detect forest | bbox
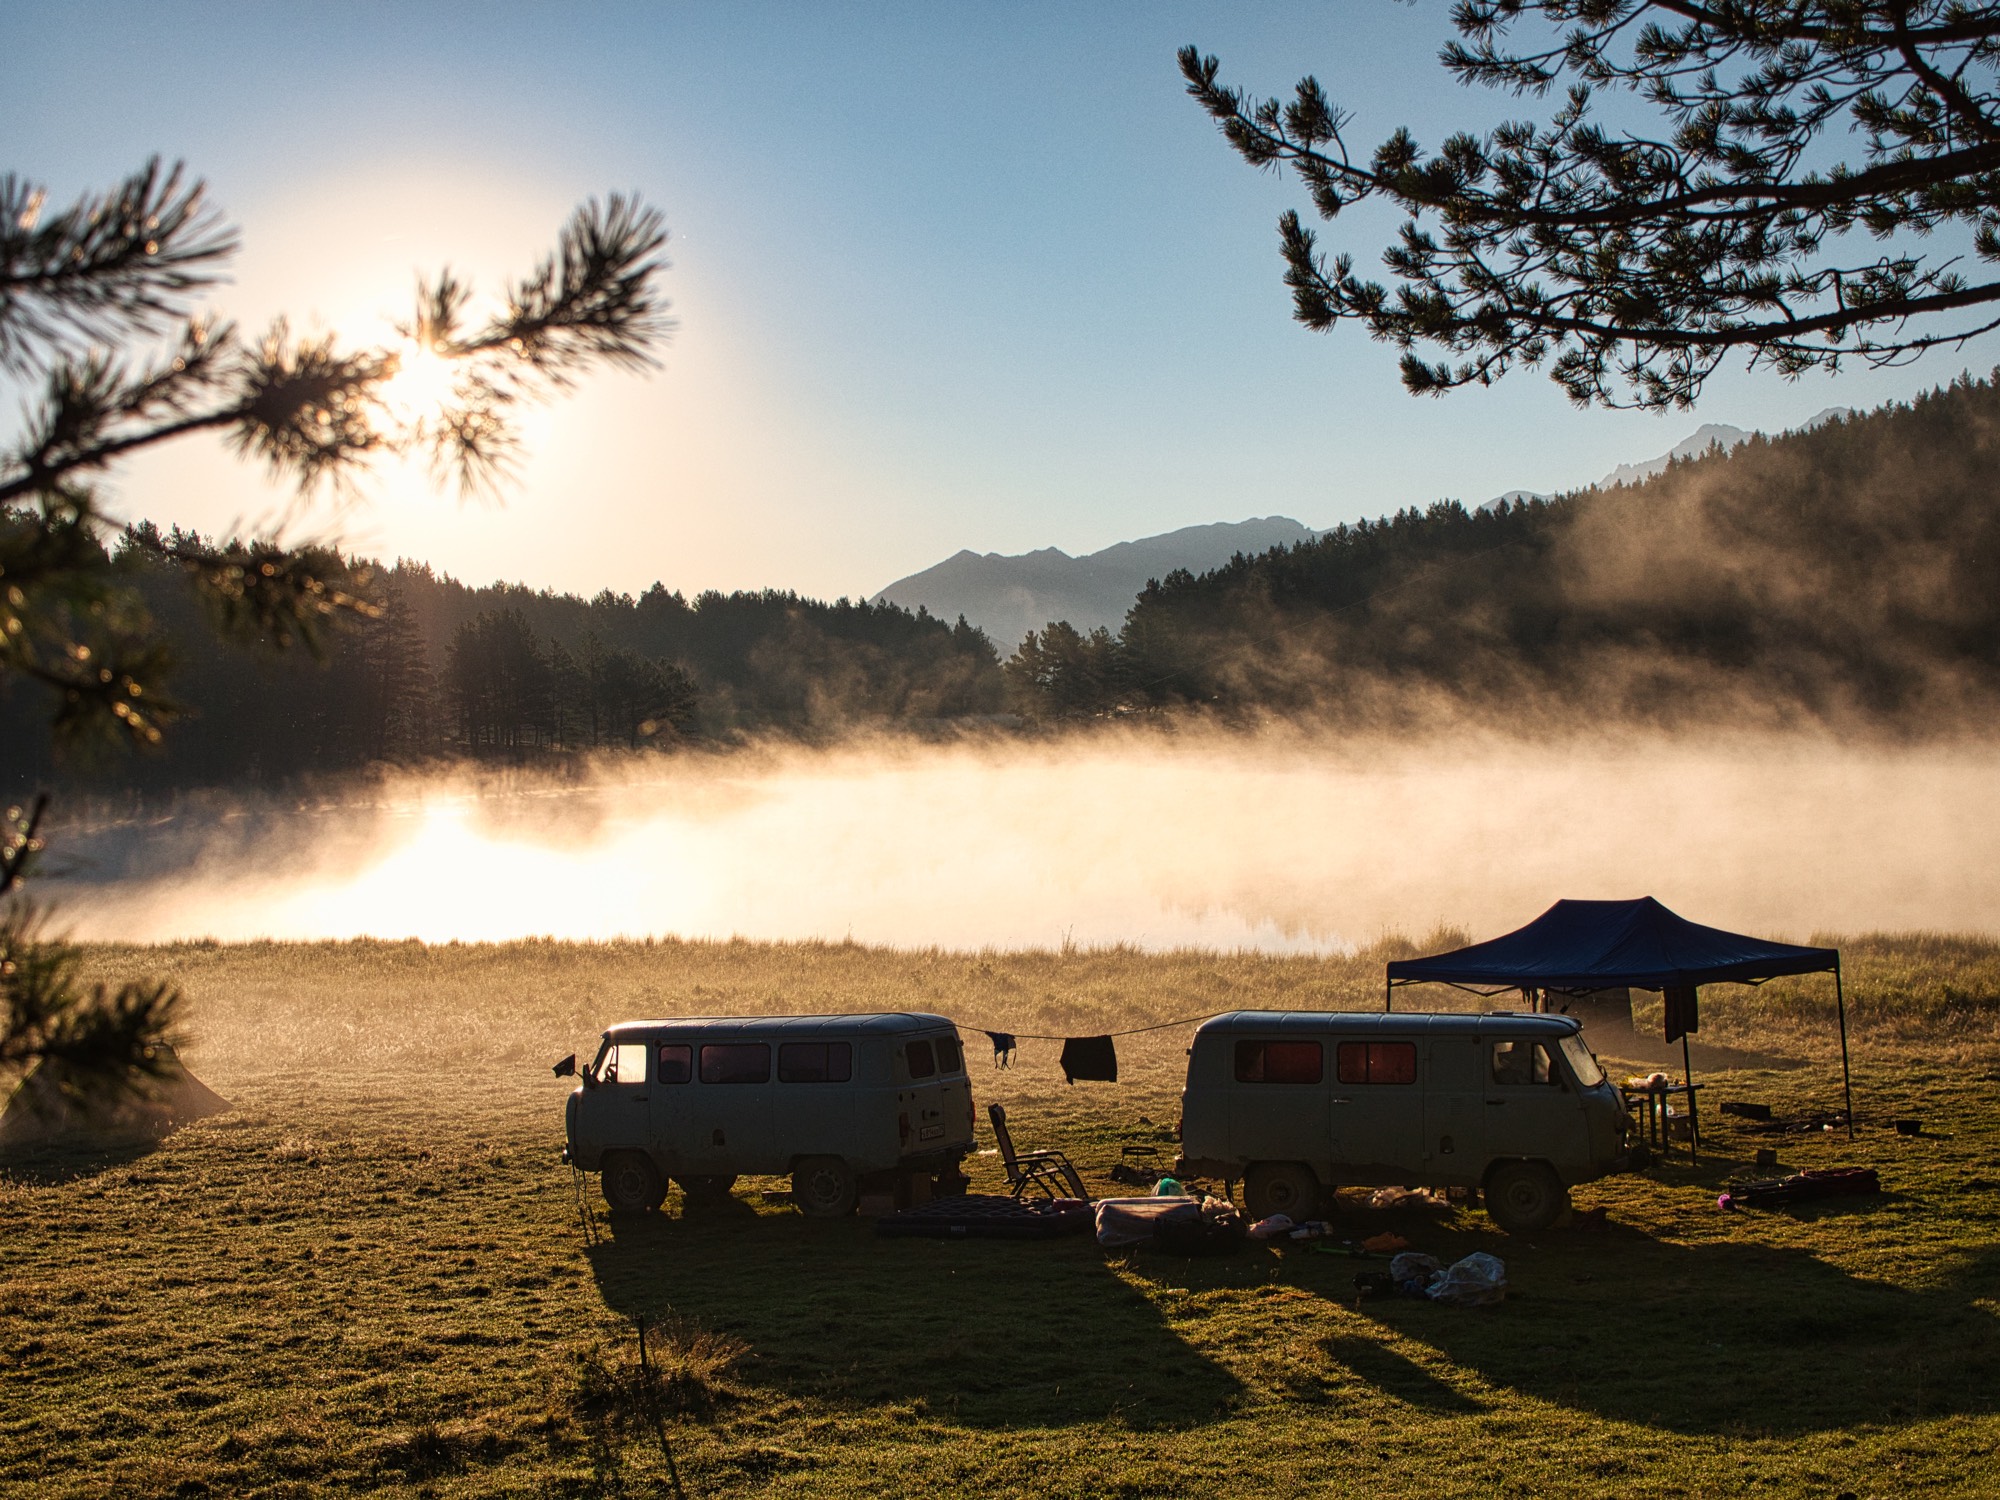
[0,546,1004,798]
[1006,371,2000,731]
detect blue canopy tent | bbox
[1385,897,1851,1139]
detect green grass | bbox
[3,937,1999,1497]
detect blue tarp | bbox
[1385,897,1838,992]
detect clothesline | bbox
[965,1011,1220,1082]
[963,1010,1218,1043]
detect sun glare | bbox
[380,339,459,426]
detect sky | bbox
[8,1,1998,603]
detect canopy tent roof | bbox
[1385,897,1838,992]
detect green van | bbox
[1174,1011,1642,1231]
[565,1013,976,1217]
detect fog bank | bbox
[45,732,2000,950]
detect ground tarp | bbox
[1385,896,1838,993]
[0,1044,230,1154]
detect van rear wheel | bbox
[792,1156,858,1218]
[1244,1162,1320,1222]
[1485,1161,1568,1232]
[601,1152,667,1213]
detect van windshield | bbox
[1559,1034,1605,1087]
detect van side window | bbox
[933,1037,963,1074]
[905,1040,937,1079]
[1336,1041,1417,1085]
[778,1042,852,1083]
[700,1043,771,1084]
[1234,1040,1323,1083]
[603,1043,649,1085]
[1490,1040,1555,1086]
[655,1044,692,1084]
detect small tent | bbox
[1385,897,1850,1135]
[0,1044,230,1154]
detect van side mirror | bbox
[552,1053,577,1078]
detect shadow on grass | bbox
[584,1208,1244,1430]
[1283,1226,2000,1436]
[0,1137,158,1185]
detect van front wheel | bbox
[601,1152,667,1213]
[1244,1162,1320,1222]
[1485,1161,1568,1232]
[792,1156,859,1218]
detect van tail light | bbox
[898,1111,911,1146]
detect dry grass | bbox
[1,936,1997,1497]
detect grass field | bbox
[4,937,1999,1498]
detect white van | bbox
[1175,1011,1641,1231]
[565,1013,976,1216]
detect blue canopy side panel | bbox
[1384,897,1838,991]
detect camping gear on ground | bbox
[1176,1011,1635,1233]
[1247,1213,1294,1241]
[1367,1186,1443,1210]
[1360,1232,1410,1253]
[1721,1101,1773,1121]
[1095,1195,1200,1247]
[1384,896,1854,1140]
[1095,1195,1243,1253]
[1359,1251,1509,1304]
[1152,1175,1184,1196]
[1894,1118,1922,1136]
[0,1044,229,1153]
[1427,1251,1508,1306]
[564,1013,974,1217]
[1152,1197,1247,1255]
[876,1193,1090,1240]
[1059,1035,1119,1084]
[1286,1220,1331,1241]
[1718,1166,1881,1211]
[987,1103,1088,1200]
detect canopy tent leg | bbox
[1681,1032,1700,1165]
[1835,963,1854,1139]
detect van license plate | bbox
[919,1125,944,1141]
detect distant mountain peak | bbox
[873,516,1316,649]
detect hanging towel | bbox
[1663,985,1700,1043]
[1059,1035,1118,1084]
[985,1031,1016,1068]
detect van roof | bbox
[1195,1010,1582,1038]
[604,1012,958,1040]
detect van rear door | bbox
[896,1034,952,1157]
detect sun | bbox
[379,338,459,427]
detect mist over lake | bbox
[47,730,2000,950]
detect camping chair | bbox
[987,1103,1088,1201]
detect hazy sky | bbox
[9,2,1997,601]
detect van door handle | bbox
[1330,1098,1352,1105]
[1485,1099,1506,1106]
[633,1095,649,1102]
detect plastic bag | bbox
[1426,1251,1507,1307]
[1247,1213,1295,1241]
[1387,1251,1442,1293]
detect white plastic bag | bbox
[1426,1251,1507,1307]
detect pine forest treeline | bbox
[0,549,1003,798]
[1004,370,2000,732]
